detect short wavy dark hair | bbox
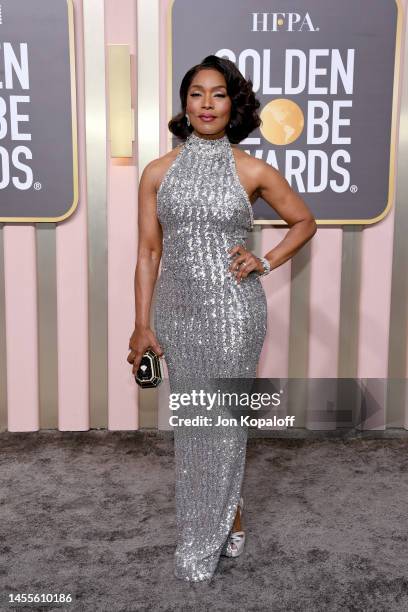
[168,55,262,144]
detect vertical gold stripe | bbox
[37,223,59,429]
[337,227,363,427]
[137,0,160,428]
[338,227,363,378]
[83,0,108,428]
[0,224,7,431]
[249,226,262,265]
[387,7,408,427]
[107,45,133,157]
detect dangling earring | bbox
[185,114,191,127]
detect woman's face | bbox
[185,68,232,139]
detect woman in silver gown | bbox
[128,55,317,582]
[154,129,266,582]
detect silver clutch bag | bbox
[134,348,163,388]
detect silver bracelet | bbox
[257,256,271,276]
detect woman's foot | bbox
[221,497,245,557]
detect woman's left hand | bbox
[227,244,263,283]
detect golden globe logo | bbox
[251,12,318,32]
[260,100,305,146]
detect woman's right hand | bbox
[127,324,164,375]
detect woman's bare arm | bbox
[253,160,317,270]
[127,161,164,372]
[229,150,317,281]
[134,161,163,329]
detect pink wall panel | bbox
[4,227,39,431]
[258,228,292,378]
[57,0,90,431]
[105,0,139,430]
[308,230,343,377]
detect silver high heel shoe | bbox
[221,496,245,558]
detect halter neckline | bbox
[185,131,230,153]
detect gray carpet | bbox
[1,430,408,611]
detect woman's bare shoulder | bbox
[231,143,263,170]
[143,144,185,192]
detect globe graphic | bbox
[260,99,304,145]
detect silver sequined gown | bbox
[154,131,267,582]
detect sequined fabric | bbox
[154,131,267,581]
